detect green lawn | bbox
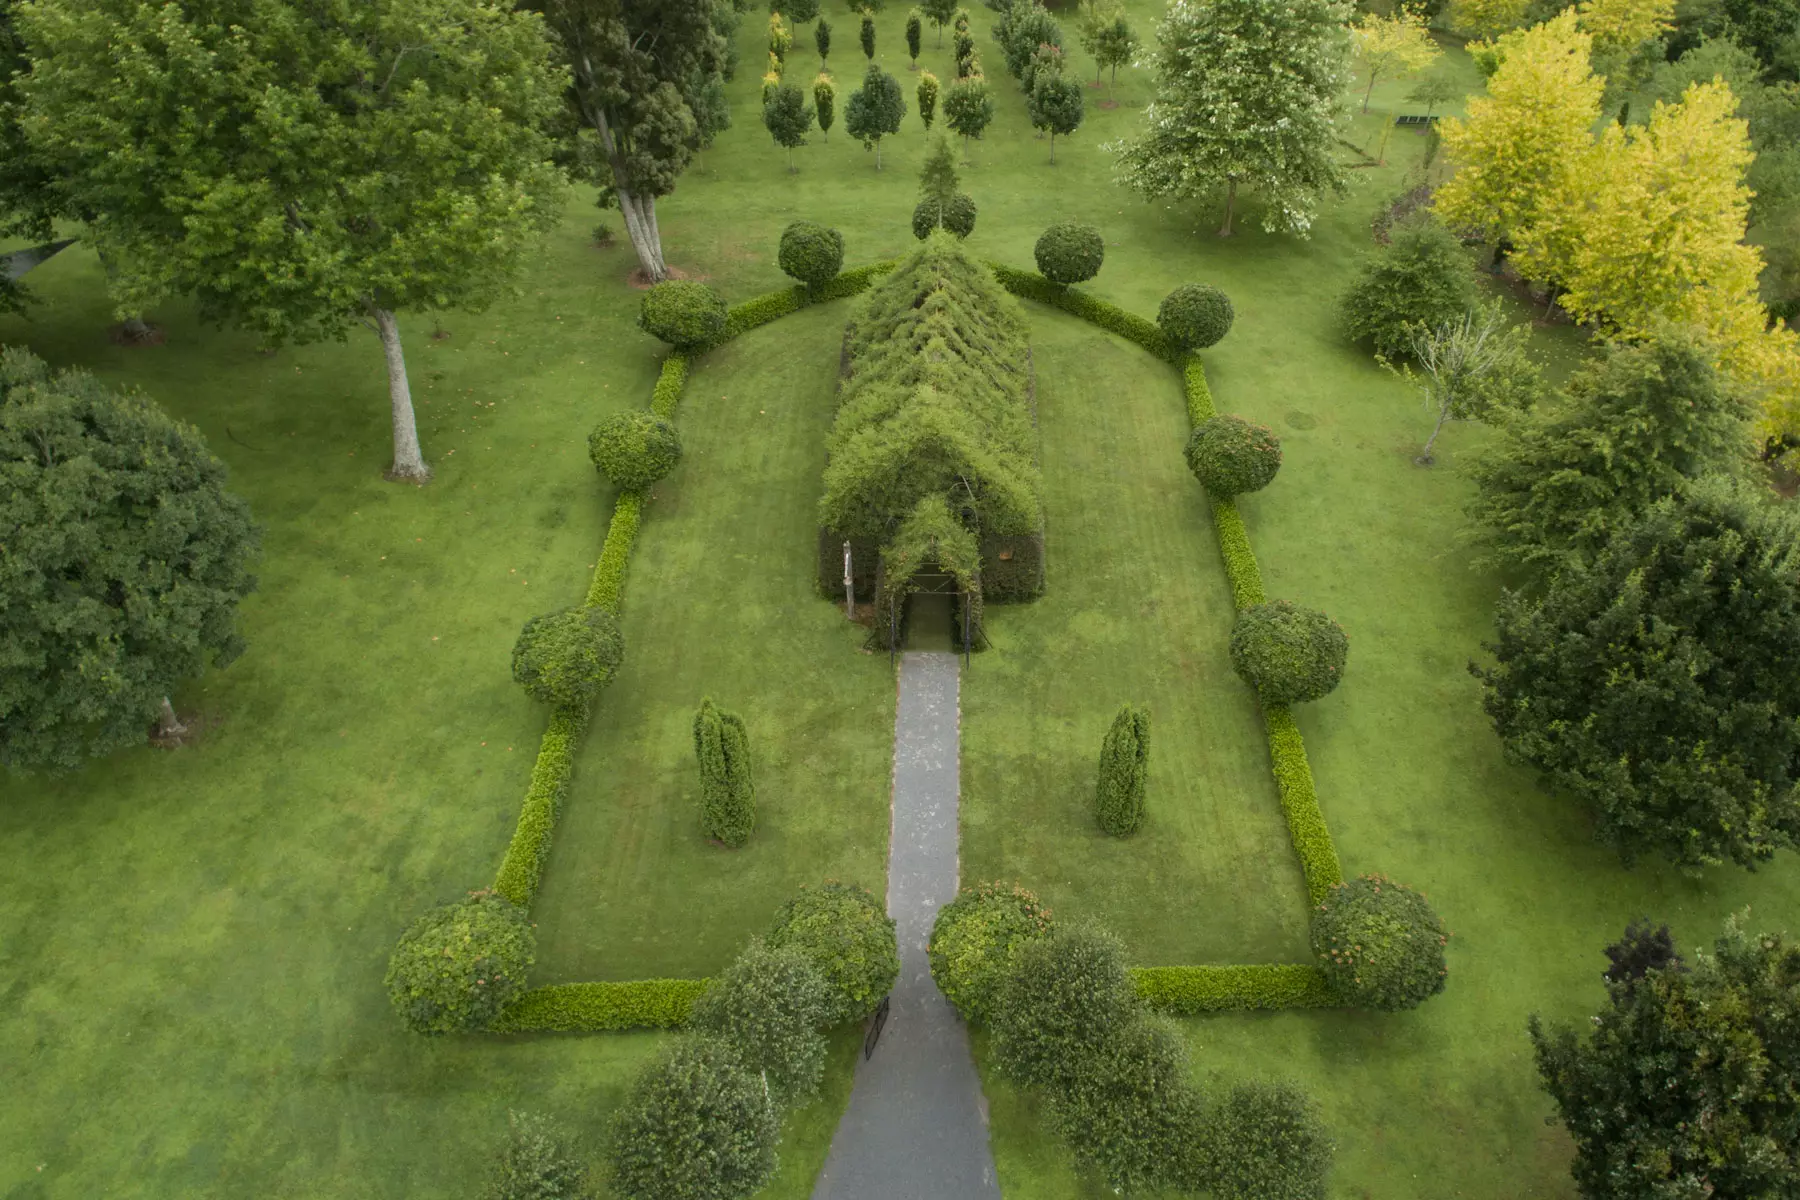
[4,3,1799,1198]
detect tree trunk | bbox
[1219,179,1237,237]
[1049,131,1056,164]
[370,305,431,483]
[157,696,187,737]
[875,137,883,170]
[95,245,156,342]
[1418,403,1451,464]
[1363,72,1378,113]
[594,108,669,282]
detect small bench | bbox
[1394,114,1441,127]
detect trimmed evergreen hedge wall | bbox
[1132,964,1335,1012]
[492,979,710,1032]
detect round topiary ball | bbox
[928,882,1055,1024]
[588,411,682,492]
[1033,221,1105,286]
[1310,874,1448,1011]
[911,198,940,242]
[512,605,624,708]
[638,280,727,349]
[778,220,845,290]
[941,192,977,239]
[1229,600,1348,705]
[384,890,535,1034]
[1184,414,1282,498]
[1158,283,1235,351]
[765,881,899,1025]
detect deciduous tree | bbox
[1350,6,1442,113]
[1396,299,1540,463]
[1029,66,1085,162]
[607,1037,779,1200]
[923,0,958,45]
[762,81,815,170]
[1447,0,1530,39]
[845,63,906,168]
[944,73,995,158]
[918,69,940,130]
[1090,16,1140,97]
[814,73,837,138]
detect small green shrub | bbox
[928,881,1055,1023]
[1229,601,1348,706]
[587,411,682,492]
[1095,704,1149,835]
[386,890,536,1034]
[777,221,846,289]
[1310,874,1449,1011]
[607,1036,779,1200]
[990,924,1138,1091]
[765,881,899,1024]
[1197,1080,1334,1200]
[1033,221,1105,285]
[511,606,624,708]
[912,193,977,239]
[694,697,755,847]
[690,941,831,1107]
[1158,283,1234,351]
[1185,414,1282,498]
[1341,213,1476,359]
[485,1110,592,1200]
[638,280,728,349]
[492,979,708,1032]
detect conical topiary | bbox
[694,697,755,847]
[1095,704,1149,835]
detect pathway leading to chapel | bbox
[810,650,1001,1200]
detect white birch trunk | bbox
[157,696,187,737]
[371,306,430,483]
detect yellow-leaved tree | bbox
[1349,6,1442,113]
[1447,0,1531,40]
[1574,0,1674,58]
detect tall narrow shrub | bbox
[906,9,923,65]
[918,69,940,130]
[814,74,837,139]
[861,11,876,59]
[816,16,832,67]
[695,697,755,847]
[1095,704,1149,835]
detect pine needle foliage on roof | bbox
[820,233,1040,542]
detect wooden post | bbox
[843,541,855,619]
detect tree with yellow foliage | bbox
[1574,0,1674,58]
[1350,7,1442,113]
[1447,0,1530,40]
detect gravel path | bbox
[810,651,1001,1200]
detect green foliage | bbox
[1029,70,1085,160]
[1397,298,1542,464]
[924,0,960,39]
[493,707,587,906]
[1095,704,1150,835]
[1530,916,1800,1200]
[491,979,708,1032]
[1475,478,1800,869]
[995,2,1064,83]
[584,490,645,611]
[1310,874,1448,1011]
[1158,283,1236,350]
[1131,963,1336,1012]
[860,10,876,59]
[911,192,978,239]
[639,280,729,349]
[906,9,923,61]
[1211,498,1268,610]
[815,15,832,62]
[1089,15,1140,88]
[917,69,940,130]
[1185,414,1282,498]
[942,73,996,143]
[928,881,1055,1022]
[724,260,900,339]
[606,1036,779,1200]
[1230,600,1349,705]
[990,924,1138,1090]
[588,411,683,491]
[778,220,845,288]
[761,81,814,165]
[1046,1015,1202,1194]
[1468,329,1753,579]
[1266,705,1344,905]
[650,353,691,420]
[779,0,820,19]
[385,891,536,1034]
[845,62,906,166]
[919,135,960,202]
[1033,222,1104,285]
[690,941,831,1107]
[0,348,260,771]
[1200,1079,1336,1200]
[819,236,1038,543]
[511,606,625,708]
[694,697,755,848]
[987,261,1172,357]
[485,1111,592,1200]
[1340,215,1478,359]
[813,72,837,137]
[765,881,899,1024]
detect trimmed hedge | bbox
[1131,963,1335,1013]
[1266,705,1344,905]
[651,353,689,420]
[722,261,901,341]
[585,492,643,613]
[493,706,585,906]
[492,979,710,1032]
[1181,355,1215,423]
[1210,500,1267,611]
[588,411,682,491]
[988,263,1174,360]
[639,280,728,349]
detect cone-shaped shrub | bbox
[1095,704,1149,835]
[694,697,755,847]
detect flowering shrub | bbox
[1310,874,1448,1010]
[928,882,1054,1022]
[385,890,535,1033]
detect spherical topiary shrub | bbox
[765,881,899,1025]
[1229,600,1348,706]
[638,280,727,349]
[588,411,682,492]
[990,923,1139,1091]
[778,220,845,290]
[511,605,624,707]
[1033,221,1105,286]
[1183,414,1282,498]
[1158,283,1235,351]
[385,890,535,1034]
[913,194,978,240]
[1310,873,1448,1011]
[928,882,1055,1023]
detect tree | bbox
[512,606,626,707]
[861,10,877,60]
[385,891,535,1034]
[694,697,755,847]
[781,0,820,19]
[1230,601,1349,705]
[1716,0,1800,75]
[17,0,566,484]
[607,1036,780,1200]
[1114,0,1351,236]
[1076,0,1126,81]
[918,69,940,131]
[928,881,1055,1023]
[1350,6,1442,113]
[1476,477,1800,869]
[1046,1016,1203,1194]
[1577,0,1676,59]
[689,941,832,1107]
[1603,918,1684,987]
[768,10,793,61]
[1406,68,1462,117]
[764,881,899,1024]
[1447,0,1530,39]
[537,0,729,284]
[1309,874,1449,1010]
[1199,1081,1336,1200]
[1029,68,1085,162]
[943,73,996,157]
[991,924,1139,1091]
[1091,17,1140,97]
[486,1111,592,1200]
[906,8,923,65]
[1340,213,1478,359]
[762,82,814,170]
[923,0,958,45]
[845,63,906,168]
[995,2,1063,83]
[0,348,259,770]
[1395,300,1540,464]
[816,15,832,66]
[1185,414,1283,496]
[814,73,837,138]
[1467,329,1754,577]
[919,135,960,202]
[1095,704,1149,835]
[1530,916,1800,1199]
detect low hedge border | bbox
[1211,499,1268,611]
[1266,705,1344,905]
[491,978,711,1032]
[722,261,900,341]
[492,706,587,906]
[1132,963,1335,1013]
[989,263,1174,361]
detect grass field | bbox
[4,2,1799,1197]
